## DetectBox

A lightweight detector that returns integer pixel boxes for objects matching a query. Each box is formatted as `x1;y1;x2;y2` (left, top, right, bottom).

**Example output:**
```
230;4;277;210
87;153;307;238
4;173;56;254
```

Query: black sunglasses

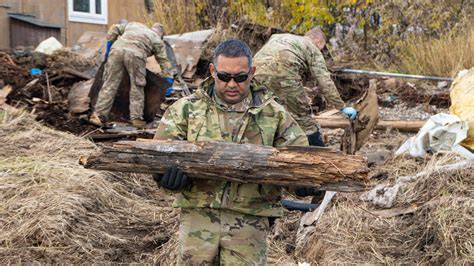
215;69;251;83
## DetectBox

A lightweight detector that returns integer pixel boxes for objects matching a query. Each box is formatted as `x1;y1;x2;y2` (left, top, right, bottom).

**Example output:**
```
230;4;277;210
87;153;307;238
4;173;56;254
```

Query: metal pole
337;68;453;82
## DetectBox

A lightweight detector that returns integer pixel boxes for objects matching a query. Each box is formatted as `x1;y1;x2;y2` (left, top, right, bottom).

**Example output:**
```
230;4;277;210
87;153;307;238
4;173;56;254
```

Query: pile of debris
0;49;98;134
1;22;453;139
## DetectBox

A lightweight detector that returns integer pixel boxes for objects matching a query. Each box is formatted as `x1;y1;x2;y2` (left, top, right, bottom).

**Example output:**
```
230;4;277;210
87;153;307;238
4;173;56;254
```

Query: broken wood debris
63;67;93;80
80;139;369;192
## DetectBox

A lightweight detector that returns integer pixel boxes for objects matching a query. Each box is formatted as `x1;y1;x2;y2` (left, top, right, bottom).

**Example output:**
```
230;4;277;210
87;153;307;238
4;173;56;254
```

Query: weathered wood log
80;139;369;192
316;117;425;132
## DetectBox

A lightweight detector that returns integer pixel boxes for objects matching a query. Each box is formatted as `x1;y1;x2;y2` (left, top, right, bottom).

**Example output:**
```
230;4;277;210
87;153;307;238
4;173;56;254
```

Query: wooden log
80;139;369;192
376;120;425;132
316;117;425;132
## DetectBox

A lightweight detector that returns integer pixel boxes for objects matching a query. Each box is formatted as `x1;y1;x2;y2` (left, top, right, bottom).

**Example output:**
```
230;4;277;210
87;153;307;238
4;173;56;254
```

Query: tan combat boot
131;119;146;128
89;112;104;127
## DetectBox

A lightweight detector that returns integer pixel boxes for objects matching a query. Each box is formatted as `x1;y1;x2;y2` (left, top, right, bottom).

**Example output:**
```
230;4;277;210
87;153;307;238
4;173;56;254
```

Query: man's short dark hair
213;39;253;68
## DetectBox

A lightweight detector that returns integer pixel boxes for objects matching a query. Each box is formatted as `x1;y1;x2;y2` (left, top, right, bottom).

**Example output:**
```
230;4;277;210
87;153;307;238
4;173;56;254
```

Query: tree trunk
80;139;369;192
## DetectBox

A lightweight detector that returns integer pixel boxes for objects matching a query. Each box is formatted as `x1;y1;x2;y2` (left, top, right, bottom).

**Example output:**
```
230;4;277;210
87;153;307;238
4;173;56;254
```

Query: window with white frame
68;0;107;25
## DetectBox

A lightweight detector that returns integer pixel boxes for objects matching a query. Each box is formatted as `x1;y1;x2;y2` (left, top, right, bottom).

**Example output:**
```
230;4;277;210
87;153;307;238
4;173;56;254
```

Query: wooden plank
80;139;369;192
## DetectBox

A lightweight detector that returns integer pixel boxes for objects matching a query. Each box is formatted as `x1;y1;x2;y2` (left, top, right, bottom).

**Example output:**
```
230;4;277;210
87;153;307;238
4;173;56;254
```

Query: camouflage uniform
154;78;308;264
94;22;174;121
254;33;345;134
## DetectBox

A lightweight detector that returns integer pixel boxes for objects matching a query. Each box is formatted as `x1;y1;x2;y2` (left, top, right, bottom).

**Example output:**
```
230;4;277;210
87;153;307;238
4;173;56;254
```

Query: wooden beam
80;139;369;192
316;117;424;132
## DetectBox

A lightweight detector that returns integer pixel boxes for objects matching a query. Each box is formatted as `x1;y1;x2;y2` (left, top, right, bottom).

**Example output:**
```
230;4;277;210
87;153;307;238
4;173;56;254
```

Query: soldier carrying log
152;39;311;264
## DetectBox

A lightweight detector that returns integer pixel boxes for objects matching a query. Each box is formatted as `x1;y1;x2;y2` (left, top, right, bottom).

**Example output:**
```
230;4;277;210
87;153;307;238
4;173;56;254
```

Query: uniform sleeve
307;44;345;109
106;24;126;42
153;100;189;140
273;109;309;148
152;39;175;78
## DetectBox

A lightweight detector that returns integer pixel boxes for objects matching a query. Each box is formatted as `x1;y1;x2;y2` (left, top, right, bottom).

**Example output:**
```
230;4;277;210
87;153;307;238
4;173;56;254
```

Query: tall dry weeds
145;0;205;34
398;27;474;77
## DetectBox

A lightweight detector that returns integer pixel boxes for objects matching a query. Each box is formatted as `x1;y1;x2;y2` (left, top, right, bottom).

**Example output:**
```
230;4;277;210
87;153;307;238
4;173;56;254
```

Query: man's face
209;55;256;105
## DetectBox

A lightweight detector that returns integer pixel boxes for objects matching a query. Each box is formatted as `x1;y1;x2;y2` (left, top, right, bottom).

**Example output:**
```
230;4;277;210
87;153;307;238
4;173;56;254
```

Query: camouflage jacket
154;79;308;217
254;33;345;109
106;22;174;77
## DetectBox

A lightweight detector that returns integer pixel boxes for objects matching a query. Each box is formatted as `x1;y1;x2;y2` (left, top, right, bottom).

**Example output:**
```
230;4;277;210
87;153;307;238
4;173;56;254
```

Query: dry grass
0;106;178;263
398;27;474;77
145;0;206;34
298;153;474;264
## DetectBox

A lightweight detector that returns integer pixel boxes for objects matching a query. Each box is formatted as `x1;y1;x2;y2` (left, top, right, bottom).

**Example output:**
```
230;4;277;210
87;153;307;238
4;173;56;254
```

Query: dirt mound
0;50;97;134
0;106;178;264
297;154;473;264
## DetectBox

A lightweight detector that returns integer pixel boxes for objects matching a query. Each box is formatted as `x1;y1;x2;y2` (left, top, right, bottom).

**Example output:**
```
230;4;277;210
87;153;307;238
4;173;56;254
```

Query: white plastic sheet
395;113;473;159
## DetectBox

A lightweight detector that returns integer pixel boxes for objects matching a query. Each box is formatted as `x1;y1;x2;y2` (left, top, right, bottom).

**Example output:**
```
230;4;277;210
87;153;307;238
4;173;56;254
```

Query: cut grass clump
298;154;474;264
0;107;178;264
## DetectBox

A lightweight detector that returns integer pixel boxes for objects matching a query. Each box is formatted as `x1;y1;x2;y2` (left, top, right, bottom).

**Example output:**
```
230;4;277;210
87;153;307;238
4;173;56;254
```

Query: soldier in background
253;28;358;200
253;28;357;145
89;21;175;128
152;39;308;264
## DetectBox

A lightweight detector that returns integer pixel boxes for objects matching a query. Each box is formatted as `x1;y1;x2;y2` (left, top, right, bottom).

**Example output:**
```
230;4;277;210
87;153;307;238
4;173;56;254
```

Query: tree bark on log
80;139;369;192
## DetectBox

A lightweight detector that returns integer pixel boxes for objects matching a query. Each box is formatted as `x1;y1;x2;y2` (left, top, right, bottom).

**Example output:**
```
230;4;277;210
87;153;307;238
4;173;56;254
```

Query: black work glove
152;166;190;191
307;131;325;147
295;186;325;197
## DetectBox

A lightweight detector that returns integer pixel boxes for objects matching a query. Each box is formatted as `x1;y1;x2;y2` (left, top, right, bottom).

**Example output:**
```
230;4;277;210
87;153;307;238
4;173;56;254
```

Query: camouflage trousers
254;76;318;134
94;48;147;120
178;208;270;265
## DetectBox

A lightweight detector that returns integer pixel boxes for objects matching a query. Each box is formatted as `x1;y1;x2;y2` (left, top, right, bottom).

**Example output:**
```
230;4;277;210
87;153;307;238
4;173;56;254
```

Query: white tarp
395;113;473;159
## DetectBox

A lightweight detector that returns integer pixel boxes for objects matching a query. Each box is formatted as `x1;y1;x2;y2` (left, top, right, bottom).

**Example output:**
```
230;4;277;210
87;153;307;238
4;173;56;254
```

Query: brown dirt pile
0;106;178;264
0;50;97;134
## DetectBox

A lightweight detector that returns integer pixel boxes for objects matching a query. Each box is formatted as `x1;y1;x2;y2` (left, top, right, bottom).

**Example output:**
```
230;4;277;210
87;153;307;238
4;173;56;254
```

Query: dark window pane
95;0;102;14
73;0;90;12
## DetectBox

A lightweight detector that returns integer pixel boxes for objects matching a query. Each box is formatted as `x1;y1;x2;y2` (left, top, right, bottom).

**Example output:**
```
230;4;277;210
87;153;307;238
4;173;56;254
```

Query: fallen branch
80;139;369;192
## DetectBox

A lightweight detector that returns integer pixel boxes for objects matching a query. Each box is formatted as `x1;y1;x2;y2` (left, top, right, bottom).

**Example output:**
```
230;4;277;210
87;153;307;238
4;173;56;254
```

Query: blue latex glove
30;68;43;76
105;40;113;59
165;86;176;97
341;107;358;120
164;77;174;84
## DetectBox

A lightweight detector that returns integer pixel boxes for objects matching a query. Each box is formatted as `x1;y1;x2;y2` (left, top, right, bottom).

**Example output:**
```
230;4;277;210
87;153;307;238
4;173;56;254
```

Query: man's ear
249;66;256;77
209;63;215;77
